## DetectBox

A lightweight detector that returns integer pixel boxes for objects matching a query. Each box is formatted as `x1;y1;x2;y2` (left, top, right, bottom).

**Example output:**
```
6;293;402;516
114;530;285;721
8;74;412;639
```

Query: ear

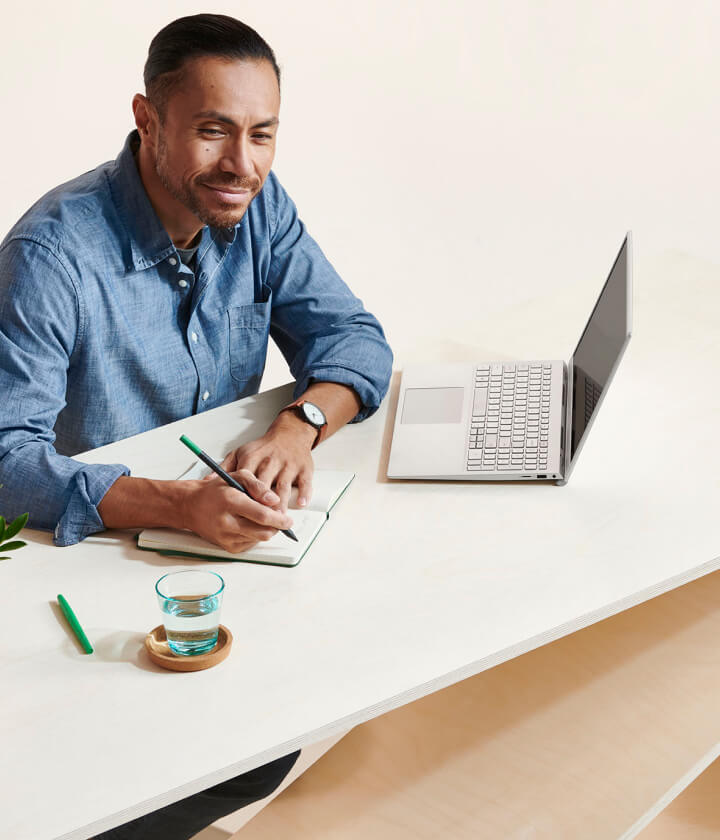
132;94;159;151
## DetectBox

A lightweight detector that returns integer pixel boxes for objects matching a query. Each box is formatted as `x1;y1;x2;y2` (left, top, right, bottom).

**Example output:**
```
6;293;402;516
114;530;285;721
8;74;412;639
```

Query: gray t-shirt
176;244;199;270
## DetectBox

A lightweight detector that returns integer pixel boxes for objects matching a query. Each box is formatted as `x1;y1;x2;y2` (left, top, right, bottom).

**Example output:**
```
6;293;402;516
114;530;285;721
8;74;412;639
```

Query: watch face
302;402;326;427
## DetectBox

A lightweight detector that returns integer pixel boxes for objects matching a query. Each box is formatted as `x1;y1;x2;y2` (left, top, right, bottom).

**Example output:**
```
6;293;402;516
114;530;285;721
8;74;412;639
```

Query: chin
219;210;249;228
200;206;249;229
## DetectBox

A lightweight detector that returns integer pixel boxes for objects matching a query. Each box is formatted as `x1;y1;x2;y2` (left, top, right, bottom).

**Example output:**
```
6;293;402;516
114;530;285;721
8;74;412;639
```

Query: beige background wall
3;0;719;386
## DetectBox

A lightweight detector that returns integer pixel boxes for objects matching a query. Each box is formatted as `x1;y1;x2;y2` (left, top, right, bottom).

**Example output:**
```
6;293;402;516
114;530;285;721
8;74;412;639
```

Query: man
0;13;392;839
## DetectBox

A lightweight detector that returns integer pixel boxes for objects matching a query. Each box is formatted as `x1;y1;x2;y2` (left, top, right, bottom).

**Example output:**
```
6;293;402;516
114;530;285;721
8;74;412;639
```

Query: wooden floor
195;570;720;839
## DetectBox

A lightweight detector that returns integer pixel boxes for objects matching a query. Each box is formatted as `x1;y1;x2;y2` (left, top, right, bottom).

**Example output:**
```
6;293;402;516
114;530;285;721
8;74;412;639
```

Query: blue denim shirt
0;131;392;546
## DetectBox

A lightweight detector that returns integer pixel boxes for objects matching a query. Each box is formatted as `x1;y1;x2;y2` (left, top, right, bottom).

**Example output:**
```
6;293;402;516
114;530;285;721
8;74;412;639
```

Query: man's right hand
179;470;294;553
98;471;293;553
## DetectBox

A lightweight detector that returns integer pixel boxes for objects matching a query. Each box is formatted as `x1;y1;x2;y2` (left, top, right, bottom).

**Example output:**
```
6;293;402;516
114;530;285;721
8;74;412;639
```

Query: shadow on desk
49;598;160;672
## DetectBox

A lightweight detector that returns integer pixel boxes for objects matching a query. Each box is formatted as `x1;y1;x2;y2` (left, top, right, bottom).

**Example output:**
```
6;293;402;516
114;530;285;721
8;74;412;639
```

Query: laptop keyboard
468;363;552;472
585;376;602;424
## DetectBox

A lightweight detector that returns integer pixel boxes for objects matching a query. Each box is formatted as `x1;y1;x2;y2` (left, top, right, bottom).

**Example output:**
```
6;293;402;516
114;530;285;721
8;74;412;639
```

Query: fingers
273;469;294;512
246;459;314;512
222;485;293;531
296;471;313;508
210;514;281;554
185;472;295;555
212;438;315;514
255;460;295;512
219;450;239;472
231;468;279;507
226;514;280;543
203;450;238;481
254;455;280;489
253;458;288;509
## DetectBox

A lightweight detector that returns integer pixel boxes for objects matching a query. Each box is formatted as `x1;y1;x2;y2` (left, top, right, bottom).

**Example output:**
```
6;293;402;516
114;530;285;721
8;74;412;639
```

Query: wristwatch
280;399;328;449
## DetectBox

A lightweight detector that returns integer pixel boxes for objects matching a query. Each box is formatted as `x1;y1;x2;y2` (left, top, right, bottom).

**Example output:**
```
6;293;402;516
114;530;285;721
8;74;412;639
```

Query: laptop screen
569;236;632;467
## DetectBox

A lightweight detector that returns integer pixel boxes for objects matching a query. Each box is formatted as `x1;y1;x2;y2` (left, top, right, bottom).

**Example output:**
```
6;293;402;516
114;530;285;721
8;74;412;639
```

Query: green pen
180;434;298;542
57;594;94;654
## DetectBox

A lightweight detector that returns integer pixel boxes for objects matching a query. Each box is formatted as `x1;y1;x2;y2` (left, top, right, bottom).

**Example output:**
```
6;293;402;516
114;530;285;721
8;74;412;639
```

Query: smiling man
0;13;392;840
0;14;392;552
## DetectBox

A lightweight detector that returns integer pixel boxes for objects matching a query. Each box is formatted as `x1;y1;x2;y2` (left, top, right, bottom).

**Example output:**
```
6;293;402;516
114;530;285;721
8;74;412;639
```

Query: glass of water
155;570;225;656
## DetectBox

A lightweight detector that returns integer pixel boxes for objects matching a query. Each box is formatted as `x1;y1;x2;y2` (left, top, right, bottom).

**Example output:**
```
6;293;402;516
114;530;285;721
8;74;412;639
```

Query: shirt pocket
227;294;271;391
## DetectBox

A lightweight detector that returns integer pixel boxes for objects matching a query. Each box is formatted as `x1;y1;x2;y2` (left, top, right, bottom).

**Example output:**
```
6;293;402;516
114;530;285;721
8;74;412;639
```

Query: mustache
200;175;259;191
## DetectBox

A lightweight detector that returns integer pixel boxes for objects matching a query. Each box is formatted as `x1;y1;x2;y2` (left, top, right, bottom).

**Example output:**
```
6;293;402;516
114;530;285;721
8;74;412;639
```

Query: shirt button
202;391;210;401
178;278;188;288
168;256;178;266
191;332;199;343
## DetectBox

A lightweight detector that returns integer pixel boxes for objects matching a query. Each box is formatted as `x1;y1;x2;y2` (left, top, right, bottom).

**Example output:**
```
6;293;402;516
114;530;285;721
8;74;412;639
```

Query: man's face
153;57;280;229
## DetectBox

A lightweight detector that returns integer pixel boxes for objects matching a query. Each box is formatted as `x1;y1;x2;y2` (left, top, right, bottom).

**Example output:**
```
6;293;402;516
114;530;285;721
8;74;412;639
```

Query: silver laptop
388;234;632;484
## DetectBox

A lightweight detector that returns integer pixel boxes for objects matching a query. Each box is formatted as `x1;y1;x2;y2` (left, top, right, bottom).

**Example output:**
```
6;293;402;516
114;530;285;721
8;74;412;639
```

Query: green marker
57;594;94;654
180;434;298;542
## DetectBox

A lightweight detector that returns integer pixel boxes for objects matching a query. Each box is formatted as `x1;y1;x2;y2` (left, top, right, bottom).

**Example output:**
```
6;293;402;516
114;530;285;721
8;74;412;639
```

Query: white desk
1;251;719;840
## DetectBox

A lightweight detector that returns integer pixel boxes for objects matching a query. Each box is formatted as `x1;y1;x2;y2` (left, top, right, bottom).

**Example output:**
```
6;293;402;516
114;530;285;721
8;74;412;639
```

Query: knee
253;750;301;798
207;749;301;802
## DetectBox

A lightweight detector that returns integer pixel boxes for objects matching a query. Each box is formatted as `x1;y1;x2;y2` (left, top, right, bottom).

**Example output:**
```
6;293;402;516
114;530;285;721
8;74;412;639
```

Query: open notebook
137;462;355;567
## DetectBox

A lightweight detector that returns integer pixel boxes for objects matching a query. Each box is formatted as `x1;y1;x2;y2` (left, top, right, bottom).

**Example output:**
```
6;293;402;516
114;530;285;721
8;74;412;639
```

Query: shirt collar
107;130;237;273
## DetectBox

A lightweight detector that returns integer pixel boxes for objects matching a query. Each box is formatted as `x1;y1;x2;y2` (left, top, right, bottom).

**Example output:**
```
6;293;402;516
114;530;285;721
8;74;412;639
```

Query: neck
135;140;203;249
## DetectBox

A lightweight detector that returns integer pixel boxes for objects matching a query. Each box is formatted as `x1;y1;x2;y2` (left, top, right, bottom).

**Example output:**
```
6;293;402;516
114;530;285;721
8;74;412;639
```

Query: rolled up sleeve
264;175;393;421
0;237;129;546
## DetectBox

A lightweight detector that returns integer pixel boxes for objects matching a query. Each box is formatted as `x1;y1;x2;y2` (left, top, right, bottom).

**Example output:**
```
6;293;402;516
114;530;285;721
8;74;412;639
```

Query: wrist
170;479;200;530
276;399;328;448
270;410;318;448
99;476;197;531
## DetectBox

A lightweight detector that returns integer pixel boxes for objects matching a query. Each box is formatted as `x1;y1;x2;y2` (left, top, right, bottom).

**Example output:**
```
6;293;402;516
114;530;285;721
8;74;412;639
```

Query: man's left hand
218;411;316;511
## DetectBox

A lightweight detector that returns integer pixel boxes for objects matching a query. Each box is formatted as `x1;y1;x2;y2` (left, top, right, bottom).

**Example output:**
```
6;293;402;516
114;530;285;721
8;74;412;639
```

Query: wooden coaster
145;624;233;672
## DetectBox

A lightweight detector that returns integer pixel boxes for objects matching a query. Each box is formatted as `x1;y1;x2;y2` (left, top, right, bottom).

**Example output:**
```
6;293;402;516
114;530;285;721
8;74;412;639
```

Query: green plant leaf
0;516;5;543
0;557;9;561
0;540;26;552
4;512;28;542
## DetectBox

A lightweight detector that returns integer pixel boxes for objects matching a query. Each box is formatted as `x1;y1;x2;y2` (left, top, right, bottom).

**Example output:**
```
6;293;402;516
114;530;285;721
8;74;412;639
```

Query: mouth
202;184;252;205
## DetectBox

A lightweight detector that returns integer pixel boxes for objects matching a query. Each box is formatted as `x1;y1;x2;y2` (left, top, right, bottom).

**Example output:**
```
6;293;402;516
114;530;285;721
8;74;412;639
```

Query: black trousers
92;750;301;840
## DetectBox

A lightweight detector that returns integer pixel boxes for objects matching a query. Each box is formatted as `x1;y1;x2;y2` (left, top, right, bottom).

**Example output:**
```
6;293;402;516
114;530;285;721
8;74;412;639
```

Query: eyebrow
192;110;279;129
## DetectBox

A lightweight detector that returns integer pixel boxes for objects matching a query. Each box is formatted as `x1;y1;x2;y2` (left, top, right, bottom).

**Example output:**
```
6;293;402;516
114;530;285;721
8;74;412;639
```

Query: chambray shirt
0;131;392;546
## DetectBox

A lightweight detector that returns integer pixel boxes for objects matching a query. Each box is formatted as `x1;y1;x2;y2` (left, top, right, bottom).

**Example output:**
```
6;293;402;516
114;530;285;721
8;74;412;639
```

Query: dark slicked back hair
144;14;281;119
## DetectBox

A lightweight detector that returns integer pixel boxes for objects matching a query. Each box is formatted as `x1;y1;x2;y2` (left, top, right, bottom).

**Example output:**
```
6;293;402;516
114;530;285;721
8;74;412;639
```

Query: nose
218;135;255;179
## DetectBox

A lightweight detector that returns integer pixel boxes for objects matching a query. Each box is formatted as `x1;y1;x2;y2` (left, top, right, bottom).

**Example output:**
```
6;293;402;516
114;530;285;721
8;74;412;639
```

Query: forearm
294;381;361;438
0;440;129;546
98;472;292;553
98;476;191;530
284;339;393;424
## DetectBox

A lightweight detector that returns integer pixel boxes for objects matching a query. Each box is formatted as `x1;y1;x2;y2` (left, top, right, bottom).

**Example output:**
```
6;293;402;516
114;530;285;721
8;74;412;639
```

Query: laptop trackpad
401;387;464;424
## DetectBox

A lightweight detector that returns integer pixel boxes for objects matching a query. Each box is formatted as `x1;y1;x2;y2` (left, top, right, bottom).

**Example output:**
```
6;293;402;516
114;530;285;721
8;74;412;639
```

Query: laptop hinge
561;360;573;479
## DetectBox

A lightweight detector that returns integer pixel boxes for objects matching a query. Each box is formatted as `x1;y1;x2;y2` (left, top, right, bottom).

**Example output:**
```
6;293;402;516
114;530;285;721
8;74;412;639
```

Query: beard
154;132;259;229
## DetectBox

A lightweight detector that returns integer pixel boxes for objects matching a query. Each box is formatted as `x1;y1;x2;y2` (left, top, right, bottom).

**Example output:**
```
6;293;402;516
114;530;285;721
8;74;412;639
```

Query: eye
198;128;224;137
253;133;273;141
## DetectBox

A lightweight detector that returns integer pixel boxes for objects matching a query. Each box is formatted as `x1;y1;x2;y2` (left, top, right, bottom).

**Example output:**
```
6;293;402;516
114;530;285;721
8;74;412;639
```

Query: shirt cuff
53;463;131;547
294;364;387;423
